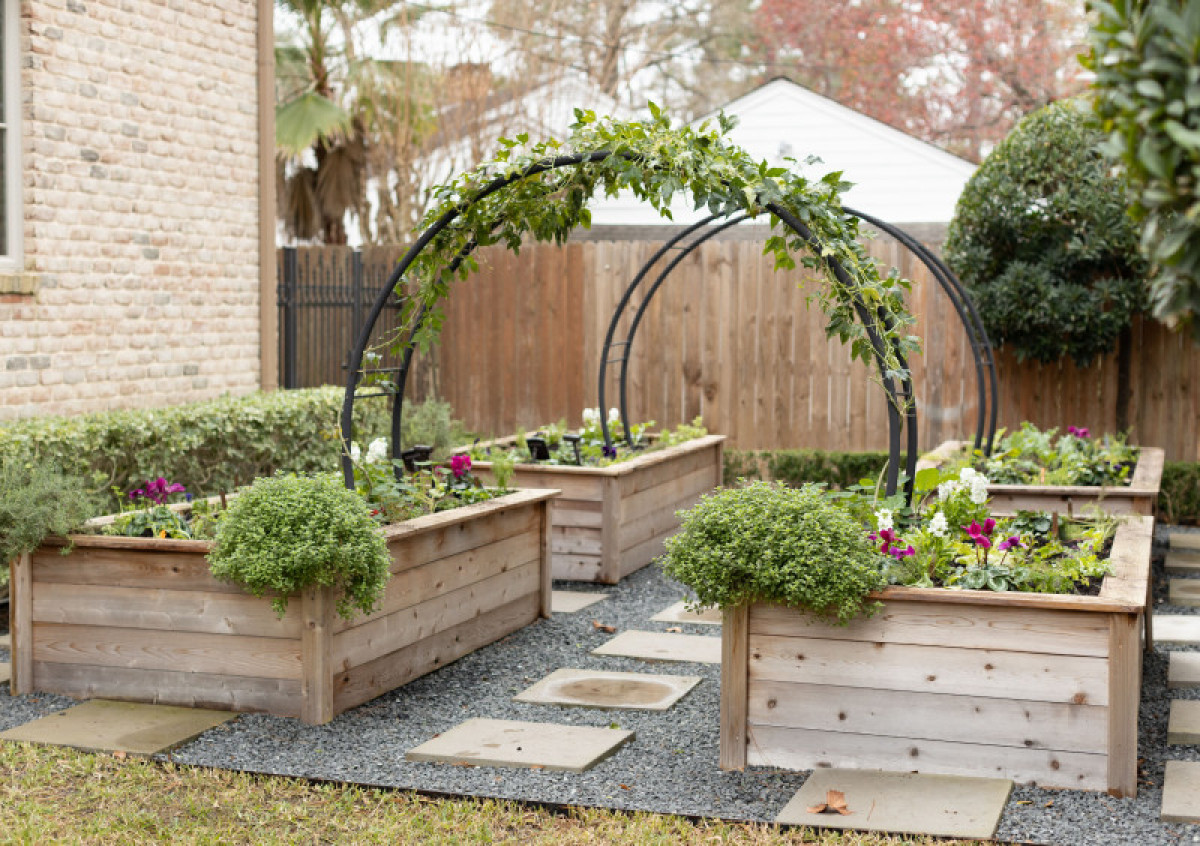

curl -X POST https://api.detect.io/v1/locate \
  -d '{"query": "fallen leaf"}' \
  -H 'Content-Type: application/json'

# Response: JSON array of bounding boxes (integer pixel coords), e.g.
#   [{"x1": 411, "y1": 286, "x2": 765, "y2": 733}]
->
[
  {"x1": 807, "y1": 789, "x2": 852, "y2": 816},
  {"x1": 619, "y1": 784, "x2": 631, "y2": 790},
  {"x1": 1044, "y1": 801, "x2": 1054, "y2": 808},
  {"x1": 592, "y1": 620, "x2": 617, "y2": 633},
  {"x1": 112, "y1": 751, "x2": 127, "y2": 760},
  {"x1": 666, "y1": 626, "x2": 682, "y2": 633}
]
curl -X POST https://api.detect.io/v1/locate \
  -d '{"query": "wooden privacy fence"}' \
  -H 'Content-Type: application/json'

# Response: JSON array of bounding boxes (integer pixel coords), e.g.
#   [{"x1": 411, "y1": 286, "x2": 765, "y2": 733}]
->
[{"x1": 280, "y1": 233, "x2": 1200, "y2": 461}]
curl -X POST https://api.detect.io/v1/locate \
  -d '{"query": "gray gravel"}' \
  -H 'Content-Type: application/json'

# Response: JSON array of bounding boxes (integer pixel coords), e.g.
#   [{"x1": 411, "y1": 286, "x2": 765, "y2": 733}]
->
[{"x1": 3, "y1": 526, "x2": 1200, "y2": 844}]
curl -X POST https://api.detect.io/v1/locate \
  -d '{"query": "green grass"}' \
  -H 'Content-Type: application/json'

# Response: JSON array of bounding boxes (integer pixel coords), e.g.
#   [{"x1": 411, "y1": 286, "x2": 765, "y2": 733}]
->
[{"x1": 0, "y1": 742, "x2": 982, "y2": 844}]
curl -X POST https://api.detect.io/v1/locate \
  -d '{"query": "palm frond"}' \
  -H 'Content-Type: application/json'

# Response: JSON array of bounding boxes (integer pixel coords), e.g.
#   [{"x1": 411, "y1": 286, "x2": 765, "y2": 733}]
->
[{"x1": 276, "y1": 91, "x2": 352, "y2": 157}]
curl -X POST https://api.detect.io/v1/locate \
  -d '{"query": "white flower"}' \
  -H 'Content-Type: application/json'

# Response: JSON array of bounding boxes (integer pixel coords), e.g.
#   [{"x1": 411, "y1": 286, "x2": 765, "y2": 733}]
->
[
  {"x1": 875, "y1": 508, "x2": 894, "y2": 532},
  {"x1": 958, "y1": 467, "x2": 978, "y2": 482},
  {"x1": 366, "y1": 438, "x2": 389, "y2": 464},
  {"x1": 350, "y1": 442, "x2": 362, "y2": 462},
  {"x1": 608, "y1": 407, "x2": 621, "y2": 423},
  {"x1": 582, "y1": 407, "x2": 600, "y2": 426},
  {"x1": 937, "y1": 480, "x2": 959, "y2": 501},
  {"x1": 969, "y1": 474, "x2": 989, "y2": 505},
  {"x1": 928, "y1": 511, "x2": 949, "y2": 538}
]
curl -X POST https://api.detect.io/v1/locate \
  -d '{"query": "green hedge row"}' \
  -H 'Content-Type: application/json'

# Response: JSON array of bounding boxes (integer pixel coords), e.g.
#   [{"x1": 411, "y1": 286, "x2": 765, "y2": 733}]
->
[
  {"x1": 0, "y1": 387, "x2": 391, "y2": 505},
  {"x1": 725, "y1": 449, "x2": 1200, "y2": 525}
]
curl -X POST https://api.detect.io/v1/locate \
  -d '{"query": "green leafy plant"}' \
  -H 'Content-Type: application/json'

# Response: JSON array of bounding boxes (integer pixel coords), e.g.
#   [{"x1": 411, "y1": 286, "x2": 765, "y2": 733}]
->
[
  {"x1": 349, "y1": 444, "x2": 503, "y2": 524},
  {"x1": 944, "y1": 423, "x2": 1138, "y2": 487},
  {"x1": 208, "y1": 473, "x2": 391, "y2": 620},
  {"x1": 661, "y1": 481, "x2": 887, "y2": 624},
  {"x1": 0, "y1": 459, "x2": 99, "y2": 584},
  {"x1": 1084, "y1": 0, "x2": 1200, "y2": 337},
  {"x1": 944, "y1": 99, "x2": 1148, "y2": 428},
  {"x1": 473, "y1": 411, "x2": 705, "y2": 468}
]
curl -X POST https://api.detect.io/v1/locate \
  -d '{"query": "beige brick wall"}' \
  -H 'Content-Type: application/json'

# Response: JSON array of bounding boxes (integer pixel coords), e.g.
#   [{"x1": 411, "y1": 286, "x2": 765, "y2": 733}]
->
[{"x1": 0, "y1": 0, "x2": 262, "y2": 419}]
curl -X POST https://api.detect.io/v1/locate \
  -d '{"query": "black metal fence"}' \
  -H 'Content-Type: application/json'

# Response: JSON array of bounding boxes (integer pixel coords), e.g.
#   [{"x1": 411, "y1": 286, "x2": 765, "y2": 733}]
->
[{"x1": 276, "y1": 246, "x2": 408, "y2": 389}]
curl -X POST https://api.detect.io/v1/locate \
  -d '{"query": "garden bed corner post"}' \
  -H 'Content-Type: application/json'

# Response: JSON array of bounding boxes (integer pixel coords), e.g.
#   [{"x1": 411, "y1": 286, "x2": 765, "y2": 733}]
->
[
  {"x1": 10, "y1": 552, "x2": 31, "y2": 696},
  {"x1": 720, "y1": 602, "x2": 750, "y2": 771},
  {"x1": 301, "y1": 587, "x2": 335, "y2": 725},
  {"x1": 1107, "y1": 610, "x2": 1141, "y2": 798}
]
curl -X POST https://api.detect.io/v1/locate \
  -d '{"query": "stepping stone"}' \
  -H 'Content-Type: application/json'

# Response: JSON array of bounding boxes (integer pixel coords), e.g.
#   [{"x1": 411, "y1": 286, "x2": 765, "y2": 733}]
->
[
  {"x1": 515, "y1": 668, "x2": 701, "y2": 711},
  {"x1": 1169, "y1": 652, "x2": 1200, "y2": 689},
  {"x1": 1162, "y1": 761, "x2": 1200, "y2": 823},
  {"x1": 1169, "y1": 700, "x2": 1200, "y2": 745},
  {"x1": 0, "y1": 663, "x2": 8, "y2": 685},
  {"x1": 591, "y1": 630, "x2": 721, "y2": 664},
  {"x1": 650, "y1": 601, "x2": 722, "y2": 626},
  {"x1": 0, "y1": 700, "x2": 234, "y2": 755},
  {"x1": 1166, "y1": 553, "x2": 1200, "y2": 576},
  {"x1": 1154, "y1": 615, "x2": 1200, "y2": 645},
  {"x1": 1170, "y1": 580, "x2": 1200, "y2": 607},
  {"x1": 1171, "y1": 533, "x2": 1200, "y2": 552},
  {"x1": 776, "y1": 768, "x2": 1012, "y2": 840},
  {"x1": 550, "y1": 590, "x2": 609, "y2": 613},
  {"x1": 405, "y1": 717, "x2": 633, "y2": 773}
]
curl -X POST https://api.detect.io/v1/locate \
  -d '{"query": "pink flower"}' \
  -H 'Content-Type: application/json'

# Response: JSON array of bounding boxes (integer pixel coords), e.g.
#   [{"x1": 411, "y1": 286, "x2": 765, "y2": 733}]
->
[
  {"x1": 963, "y1": 520, "x2": 993, "y2": 549},
  {"x1": 130, "y1": 477, "x2": 186, "y2": 505},
  {"x1": 450, "y1": 453, "x2": 472, "y2": 478},
  {"x1": 1067, "y1": 425, "x2": 1090, "y2": 438},
  {"x1": 998, "y1": 535, "x2": 1023, "y2": 552}
]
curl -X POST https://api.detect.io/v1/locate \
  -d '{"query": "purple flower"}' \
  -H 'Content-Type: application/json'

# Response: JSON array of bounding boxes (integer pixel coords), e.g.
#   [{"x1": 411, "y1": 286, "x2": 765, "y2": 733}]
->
[
  {"x1": 602, "y1": 445, "x2": 618, "y2": 459},
  {"x1": 130, "y1": 477, "x2": 186, "y2": 505},
  {"x1": 1067, "y1": 425, "x2": 1090, "y2": 438},
  {"x1": 998, "y1": 535, "x2": 1023, "y2": 552},
  {"x1": 450, "y1": 453, "x2": 472, "y2": 479},
  {"x1": 963, "y1": 520, "x2": 993, "y2": 549},
  {"x1": 891, "y1": 544, "x2": 916, "y2": 560}
]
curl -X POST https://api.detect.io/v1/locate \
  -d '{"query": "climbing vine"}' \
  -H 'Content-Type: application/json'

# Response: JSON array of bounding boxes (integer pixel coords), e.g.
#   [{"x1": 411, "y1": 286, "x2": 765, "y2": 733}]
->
[{"x1": 394, "y1": 106, "x2": 920, "y2": 386}]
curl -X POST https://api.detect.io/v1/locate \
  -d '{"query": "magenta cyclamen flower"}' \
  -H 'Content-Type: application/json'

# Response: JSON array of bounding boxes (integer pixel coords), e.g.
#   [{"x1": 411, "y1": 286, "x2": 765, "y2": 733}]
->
[
  {"x1": 873, "y1": 528, "x2": 913, "y2": 559},
  {"x1": 963, "y1": 519, "x2": 995, "y2": 549},
  {"x1": 129, "y1": 477, "x2": 185, "y2": 505},
  {"x1": 450, "y1": 453, "x2": 472, "y2": 478},
  {"x1": 998, "y1": 535, "x2": 1023, "y2": 552},
  {"x1": 1067, "y1": 425, "x2": 1090, "y2": 438}
]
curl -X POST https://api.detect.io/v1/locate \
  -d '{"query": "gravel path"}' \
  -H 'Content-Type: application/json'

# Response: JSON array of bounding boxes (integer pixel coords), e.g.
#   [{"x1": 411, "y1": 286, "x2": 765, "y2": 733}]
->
[{"x1": 2, "y1": 526, "x2": 1200, "y2": 844}]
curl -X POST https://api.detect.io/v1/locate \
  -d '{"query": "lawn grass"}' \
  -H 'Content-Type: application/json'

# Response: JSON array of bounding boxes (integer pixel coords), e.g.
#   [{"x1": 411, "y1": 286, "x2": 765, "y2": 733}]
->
[{"x1": 0, "y1": 742, "x2": 982, "y2": 844}]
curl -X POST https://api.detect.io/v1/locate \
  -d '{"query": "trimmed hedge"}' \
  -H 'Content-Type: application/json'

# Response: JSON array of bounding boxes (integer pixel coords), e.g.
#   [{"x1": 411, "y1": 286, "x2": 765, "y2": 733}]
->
[
  {"x1": 726, "y1": 449, "x2": 1200, "y2": 525},
  {"x1": 0, "y1": 387, "x2": 391, "y2": 505}
]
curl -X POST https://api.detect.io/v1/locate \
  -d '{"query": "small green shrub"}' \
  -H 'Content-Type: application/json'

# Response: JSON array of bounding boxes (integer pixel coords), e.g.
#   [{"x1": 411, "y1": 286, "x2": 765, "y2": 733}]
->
[
  {"x1": 399, "y1": 399, "x2": 473, "y2": 457},
  {"x1": 0, "y1": 459, "x2": 99, "y2": 582},
  {"x1": 1161, "y1": 462, "x2": 1200, "y2": 526},
  {"x1": 0, "y1": 387, "x2": 390, "y2": 506},
  {"x1": 208, "y1": 473, "x2": 391, "y2": 619},
  {"x1": 661, "y1": 481, "x2": 886, "y2": 624},
  {"x1": 723, "y1": 449, "x2": 893, "y2": 489}
]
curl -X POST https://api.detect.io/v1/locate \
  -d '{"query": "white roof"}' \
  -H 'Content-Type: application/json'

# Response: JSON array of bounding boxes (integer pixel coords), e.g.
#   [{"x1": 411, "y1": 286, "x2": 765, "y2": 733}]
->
[{"x1": 586, "y1": 78, "x2": 976, "y2": 226}]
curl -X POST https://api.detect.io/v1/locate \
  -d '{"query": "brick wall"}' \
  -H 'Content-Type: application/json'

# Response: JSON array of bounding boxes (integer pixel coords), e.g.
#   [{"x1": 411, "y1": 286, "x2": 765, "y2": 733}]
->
[{"x1": 0, "y1": 0, "x2": 262, "y2": 418}]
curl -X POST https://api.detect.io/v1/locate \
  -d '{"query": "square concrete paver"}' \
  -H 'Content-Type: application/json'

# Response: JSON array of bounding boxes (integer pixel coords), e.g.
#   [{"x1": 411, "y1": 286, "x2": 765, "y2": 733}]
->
[
  {"x1": 1170, "y1": 652, "x2": 1200, "y2": 689},
  {"x1": 776, "y1": 769, "x2": 1012, "y2": 840},
  {"x1": 1162, "y1": 761, "x2": 1200, "y2": 823},
  {"x1": 1169, "y1": 700, "x2": 1200, "y2": 745},
  {"x1": 0, "y1": 663, "x2": 8, "y2": 686},
  {"x1": 1170, "y1": 580, "x2": 1200, "y2": 607},
  {"x1": 551, "y1": 590, "x2": 609, "y2": 613},
  {"x1": 0, "y1": 700, "x2": 234, "y2": 755},
  {"x1": 1166, "y1": 553, "x2": 1200, "y2": 576},
  {"x1": 592, "y1": 630, "x2": 721, "y2": 664},
  {"x1": 1171, "y1": 533, "x2": 1200, "y2": 552},
  {"x1": 1152, "y1": 615, "x2": 1200, "y2": 645},
  {"x1": 406, "y1": 718, "x2": 634, "y2": 772},
  {"x1": 650, "y1": 601, "x2": 722, "y2": 626},
  {"x1": 515, "y1": 668, "x2": 702, "y2": 711}
]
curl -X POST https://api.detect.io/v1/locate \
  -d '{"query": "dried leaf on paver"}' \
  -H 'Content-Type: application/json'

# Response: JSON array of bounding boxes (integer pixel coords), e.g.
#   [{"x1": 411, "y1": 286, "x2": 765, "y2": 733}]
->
[
  {"x1": 592, "y1": 620, "x2": 617, "y2": 633},
  {"x1": 806, "y1": 789, "x2": 852, "y2": 815}
]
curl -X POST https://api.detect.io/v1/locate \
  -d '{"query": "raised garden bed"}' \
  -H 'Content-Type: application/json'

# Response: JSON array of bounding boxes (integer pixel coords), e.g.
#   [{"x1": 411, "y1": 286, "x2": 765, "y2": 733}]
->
[
  {"x1": 919, "y1": 440, "x2": 1164, "y2": 516},
  {"x1": 719, "y1": 514, "x2": 1153, "y2": 796},
  {"x1": 468, "y1": 434, "x2": 724, "y2": 584},
  {"x1": 9, "y1": 489, "x2": 557, "y2": 725}
]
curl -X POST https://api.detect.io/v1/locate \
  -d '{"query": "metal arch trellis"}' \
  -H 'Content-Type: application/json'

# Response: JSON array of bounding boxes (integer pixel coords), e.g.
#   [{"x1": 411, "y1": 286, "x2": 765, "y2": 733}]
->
[
  {"x1": 595, "y1": 209, "x2": 1001, "y2": 497},
  {"x1": 338, "y1": 150, "x2": 918, "y2": 502}
]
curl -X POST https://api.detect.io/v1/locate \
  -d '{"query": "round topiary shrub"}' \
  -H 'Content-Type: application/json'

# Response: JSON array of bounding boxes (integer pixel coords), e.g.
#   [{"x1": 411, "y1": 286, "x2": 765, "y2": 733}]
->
[
  {"x1": 209, "y1": 472, "x2": 391, "y2": 620},
  {"x1": 661, "y1": 481, "x2": 886, "y2": 625},
  {"x1": 944, "y1": 99, "x2": 1147, "y2": 371}
]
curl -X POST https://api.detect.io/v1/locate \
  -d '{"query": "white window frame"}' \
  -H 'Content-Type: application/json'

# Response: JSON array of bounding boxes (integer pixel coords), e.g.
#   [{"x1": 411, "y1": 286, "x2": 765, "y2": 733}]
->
[{"x1": 0, "y1": 0, "x2": 22, "y2": 273}]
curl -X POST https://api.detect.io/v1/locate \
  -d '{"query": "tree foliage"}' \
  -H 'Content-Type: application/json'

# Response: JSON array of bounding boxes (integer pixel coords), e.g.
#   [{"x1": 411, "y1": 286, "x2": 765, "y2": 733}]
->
[
  {"x1": 755, "y1": 0, "x2": 1088, "y2": 161},
  {"x1": 398, "y1": 109, "x2": 919, "y2": 391},
  {"x1": 1084, "y1": 0, "x2": 1200, "y2": 339},
  {"x1": 944, "y1": 100, "x2": 1148, "y2": 366}
]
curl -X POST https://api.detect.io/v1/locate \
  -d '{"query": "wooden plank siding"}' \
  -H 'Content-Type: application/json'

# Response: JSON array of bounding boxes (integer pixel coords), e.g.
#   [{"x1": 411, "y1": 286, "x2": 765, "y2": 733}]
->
[{"x1": 294, "y1": 234, "x2": 1196, "y2": 460}]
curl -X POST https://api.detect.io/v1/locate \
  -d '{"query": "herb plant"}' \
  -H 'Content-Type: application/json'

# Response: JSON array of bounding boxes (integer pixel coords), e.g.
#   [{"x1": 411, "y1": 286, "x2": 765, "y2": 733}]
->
[
  {"x1": 661, "y1": 481, "x2": 887, "y2": 625},
  {"x1": 0, "y1": 459, "x2": 99, "y2": 583},
  {"x1": 208, "y1": 473, "x2": 391, "y2": 620}
]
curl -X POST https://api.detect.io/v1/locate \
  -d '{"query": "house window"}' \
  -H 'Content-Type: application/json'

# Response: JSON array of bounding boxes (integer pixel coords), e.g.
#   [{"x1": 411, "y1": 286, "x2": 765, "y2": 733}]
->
[{"x1": 0, "y1": 0, "x2": 20, "y2": 272}]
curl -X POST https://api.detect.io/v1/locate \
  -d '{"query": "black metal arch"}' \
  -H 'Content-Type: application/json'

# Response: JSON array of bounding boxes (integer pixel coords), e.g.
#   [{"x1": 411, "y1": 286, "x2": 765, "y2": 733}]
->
[
  {"x1": 596, "y1": 209, "x2": 1000, "y2": 497},
  {"x1": 339, "y1": 150, "x2": 917, "y2": 501}
]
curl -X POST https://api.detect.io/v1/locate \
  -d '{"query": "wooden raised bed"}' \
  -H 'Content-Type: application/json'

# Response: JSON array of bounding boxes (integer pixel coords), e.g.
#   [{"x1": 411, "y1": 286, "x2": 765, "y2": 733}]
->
[
  {"x1": 467, "y1": 434, "x2": 725, "y2": 583},
  {"x1": 720, "y1": 515, "x2": 1153, "y2": 797},
  {"x1": 919, "y1": 440, "x2": 1164, "y2": 516},
  {"x1": 9, "y1": 489, "x2": 557, "y2": 725}
]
